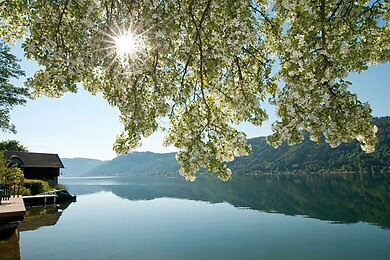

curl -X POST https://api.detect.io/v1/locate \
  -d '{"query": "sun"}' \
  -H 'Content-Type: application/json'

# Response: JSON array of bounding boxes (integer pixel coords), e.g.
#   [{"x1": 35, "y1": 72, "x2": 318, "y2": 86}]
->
[
  {"x1": 113, "y1": 31, "x2": 137, "y2": 57},
  {"x1": 104, "y1": 25, "x2": 148, "y2": 69}
]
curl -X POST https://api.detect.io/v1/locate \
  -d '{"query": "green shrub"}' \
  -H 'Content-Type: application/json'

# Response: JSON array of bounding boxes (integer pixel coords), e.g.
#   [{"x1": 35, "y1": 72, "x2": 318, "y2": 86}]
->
[
  {"x1": 52, "y1": 184, "x2": 66, "y2": 190},
  {"x1": 19, "y1": 186, "x2": 31, "y2": 196},
  {"x1": 23, "y1": 179, "x2": 51, "y2": 195}
]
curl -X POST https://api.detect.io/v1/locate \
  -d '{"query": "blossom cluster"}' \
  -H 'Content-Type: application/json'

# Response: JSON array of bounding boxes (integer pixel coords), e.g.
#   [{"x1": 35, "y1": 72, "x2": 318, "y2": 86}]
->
[
  {"x1": 266, "y1": 0, "x2": 386, "y2": 153},
  {"x1": 0, "y1": 0, "x2": 388, "y2": 180}
]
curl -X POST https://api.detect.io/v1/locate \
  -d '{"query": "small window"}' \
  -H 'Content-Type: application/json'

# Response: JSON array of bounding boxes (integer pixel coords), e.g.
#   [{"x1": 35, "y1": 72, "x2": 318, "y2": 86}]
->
[{"x1": 9, "y1": 156, "x2": 24, "y2": 167}]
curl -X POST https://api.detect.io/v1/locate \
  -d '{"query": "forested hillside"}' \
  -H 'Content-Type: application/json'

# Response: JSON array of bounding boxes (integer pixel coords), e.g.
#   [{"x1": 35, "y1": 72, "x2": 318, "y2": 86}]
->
[
  {"x1": 76, "y1": 117, "x2": 389, "y2": 177},
  {"x1": 229, "y1": 117, "x2": 390, "y2": 174}
]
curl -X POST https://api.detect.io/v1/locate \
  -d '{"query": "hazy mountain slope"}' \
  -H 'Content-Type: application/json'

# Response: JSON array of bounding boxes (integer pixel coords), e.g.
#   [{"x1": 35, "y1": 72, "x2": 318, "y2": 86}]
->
[
  {"x1": 80, "y1": 116, "x2": 390, "y2": 176},
  {"x1": 61, "y1": 158, "x2": 106, "y2": 177},
  {"x1": 84, "y1": 152, "x2": 179, "y2": 176}
]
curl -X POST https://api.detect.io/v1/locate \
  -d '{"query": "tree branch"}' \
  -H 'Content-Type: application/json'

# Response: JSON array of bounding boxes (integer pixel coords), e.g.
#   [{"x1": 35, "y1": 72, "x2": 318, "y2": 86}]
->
[
  {"x1": 249, "y1": 3, "x2": 279, "y2": 37},
  {"x1": 328, "y1": 0, "x2": 344, "y2": 21},
  {"x1": 242, "y1": 46, "x2": 263, "y2": 63},
  {"x1": 234, "y1": 55, "x2": 243, "y2": 82},
  {"x1": 55, "y1": 0, "x2": 70, "y2": 46},
  {"x1": 189, "y1": 0, "x2": 212, "y2": 113}
]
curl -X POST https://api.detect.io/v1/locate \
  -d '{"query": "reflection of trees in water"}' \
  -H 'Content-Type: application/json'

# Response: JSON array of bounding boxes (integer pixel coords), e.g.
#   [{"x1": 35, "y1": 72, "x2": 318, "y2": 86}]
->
[
  {"x1": 0, "y1": 202, "x2": 73, "y2": 260},
  {"x1": 69, "y1": 173, "x2": 390, "y2": 228},
  {"x1": 228, "y1": 173, "x2": 390, "y2": 228},
  {"x1": 18, "y1": 202, "x2": 73, "y2": 232},
  {"x1": 0, "y1": 230, "x2": 20, "y2": 260}
]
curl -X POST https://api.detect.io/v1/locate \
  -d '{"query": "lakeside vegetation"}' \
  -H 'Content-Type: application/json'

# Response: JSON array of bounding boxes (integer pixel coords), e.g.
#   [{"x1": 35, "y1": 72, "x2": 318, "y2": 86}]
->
[
  {"x1": 21, "y1": 179, "x2": 51, "y2": 196},
  {"x1": 0, "y1": 144, "x2": 59, "y2": 196}
]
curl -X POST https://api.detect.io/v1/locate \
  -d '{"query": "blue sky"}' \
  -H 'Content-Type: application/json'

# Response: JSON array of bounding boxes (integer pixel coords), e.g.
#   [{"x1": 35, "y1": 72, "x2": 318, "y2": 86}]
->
[{"x1": 1, "y1": 42, "x2": 389, "y2": 160}]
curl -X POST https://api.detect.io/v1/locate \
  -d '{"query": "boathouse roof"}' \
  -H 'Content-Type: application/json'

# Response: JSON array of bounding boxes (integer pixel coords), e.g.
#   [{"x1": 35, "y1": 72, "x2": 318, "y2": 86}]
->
[{"x1": 4, "y1": 151, "x2": 64, "y2": 169}]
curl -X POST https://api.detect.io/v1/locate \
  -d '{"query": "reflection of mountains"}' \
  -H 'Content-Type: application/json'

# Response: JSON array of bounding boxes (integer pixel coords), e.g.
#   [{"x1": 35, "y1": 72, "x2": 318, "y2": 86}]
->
[
  {"x1": 18, "y1": 202, "x2": 73, "y2": 232},
  {"x1": 70, "y1": 173, "x2": 390, "y2": 228}
]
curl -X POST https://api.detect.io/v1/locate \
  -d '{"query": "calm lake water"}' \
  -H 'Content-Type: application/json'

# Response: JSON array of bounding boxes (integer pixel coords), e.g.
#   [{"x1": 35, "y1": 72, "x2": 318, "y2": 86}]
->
[{"x1": 3, "y1": 173, "x2": 390, "y2": 259}]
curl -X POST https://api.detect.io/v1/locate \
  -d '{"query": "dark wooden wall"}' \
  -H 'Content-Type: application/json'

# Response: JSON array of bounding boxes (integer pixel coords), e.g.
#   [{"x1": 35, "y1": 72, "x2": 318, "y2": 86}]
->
[{"x1": 22, "y1": 167, "x2": 59, "y2": 186}]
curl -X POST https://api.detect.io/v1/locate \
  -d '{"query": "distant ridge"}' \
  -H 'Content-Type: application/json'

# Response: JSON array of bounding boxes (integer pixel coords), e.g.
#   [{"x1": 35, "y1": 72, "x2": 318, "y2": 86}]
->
[
  {"x1": 84, "y1": 151, "x2": 179, "y2": 176},
  {"x1": 228, "y1": 116, "x2": 390, "y2": 174},
  {"x1": 62, "y1": 116, "x2": 390, "y2": 177},
  {"x1": 61, "y1": 158, "x2": 106, "y2": 177}
]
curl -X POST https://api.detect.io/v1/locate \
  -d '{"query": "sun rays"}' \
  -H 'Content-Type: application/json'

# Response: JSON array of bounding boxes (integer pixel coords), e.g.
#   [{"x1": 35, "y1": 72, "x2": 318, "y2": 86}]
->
[{"x1": 101, "y1": 23, "x2": 149, "y2": 70}]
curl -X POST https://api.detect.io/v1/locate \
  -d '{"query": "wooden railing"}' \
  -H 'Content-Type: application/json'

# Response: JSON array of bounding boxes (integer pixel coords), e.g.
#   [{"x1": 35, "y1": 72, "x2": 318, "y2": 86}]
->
[{"x1": 0, "y1": 183, "x2": 22, "y2": 203}]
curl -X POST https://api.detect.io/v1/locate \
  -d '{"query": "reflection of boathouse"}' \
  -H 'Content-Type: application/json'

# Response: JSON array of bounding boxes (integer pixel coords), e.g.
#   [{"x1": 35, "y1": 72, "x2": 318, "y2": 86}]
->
[
  {"x1": 4, "y1": 151, "x2": 64, "y2": 186},
  {"x1": 18, "y1": 202, "x2": 72, "y2": 232}
]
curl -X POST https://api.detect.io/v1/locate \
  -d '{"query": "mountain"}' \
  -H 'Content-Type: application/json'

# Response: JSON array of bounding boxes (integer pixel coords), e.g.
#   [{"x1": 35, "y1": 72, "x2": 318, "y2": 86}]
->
[
  {"x1": 69, "y1": 116, "x2": 390, "y2": 177},
  {"x1": 61, "y1": 158, "x2": 106, "y2": 177},
  {"x1": 228, "y1": 116, "x2": 390, "y2": 174},
  {"x1": 84, "y1": 152, "x2": 179, "y2": 176}
]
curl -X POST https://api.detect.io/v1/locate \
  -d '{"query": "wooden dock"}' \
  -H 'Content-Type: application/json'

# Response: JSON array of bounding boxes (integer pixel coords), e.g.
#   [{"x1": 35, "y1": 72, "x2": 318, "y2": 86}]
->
[
  {"x1": 1, "y1": 192, "x2": 75, "y2": 238},
  {"x1": 23, "y1": 194, "x2": 57, "y2": 206},
  {"x1": 0, "y1": 197, "x2": 26, "y2": 238},
  {"x1": 0, "y1": 197, "x2": 26, "y2": 219}
]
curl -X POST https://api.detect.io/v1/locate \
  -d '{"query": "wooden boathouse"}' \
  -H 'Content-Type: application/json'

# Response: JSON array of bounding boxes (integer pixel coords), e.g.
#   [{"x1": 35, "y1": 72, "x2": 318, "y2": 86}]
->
[{"x1": 4, "y1": 151, "x2": 64, "y2": 186}]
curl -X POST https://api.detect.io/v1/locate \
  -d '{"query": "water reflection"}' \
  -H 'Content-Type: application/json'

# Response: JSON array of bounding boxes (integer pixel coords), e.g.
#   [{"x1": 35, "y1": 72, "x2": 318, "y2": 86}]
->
[
  {"x1": 18, "y1": 202, "x2": 73, "y2": 232},
  {"x1": 0, "y1": 202, "x2": 73, "y2": 260},
  {"x1": 61, "y1": 172, "x2": 390, "y2": 228},
  {"x1": 0, "y1": 231, "x2": 20, "y2": 260}
]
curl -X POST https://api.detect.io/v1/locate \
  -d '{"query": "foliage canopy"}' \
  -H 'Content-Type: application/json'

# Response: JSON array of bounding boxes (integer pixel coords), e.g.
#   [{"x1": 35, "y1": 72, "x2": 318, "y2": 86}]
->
[
  {"x1": 0, "y1": 39, "x2": 28, "y2": 133},
  {"x1": 0, "y1": 0, "x2": 389, "y2": 180},
  {"x1": 0, "y1": 151, "x2": 24, "y2": 187},
  {"x1": 0, "y1": 139, "x2": 28, "y2": 152}
]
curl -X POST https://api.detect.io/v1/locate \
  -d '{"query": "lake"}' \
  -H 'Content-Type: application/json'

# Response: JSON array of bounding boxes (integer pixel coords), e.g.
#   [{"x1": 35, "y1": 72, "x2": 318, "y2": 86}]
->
[{"x1": 2, "y1": 173, "x2": 390, "y2": 259}]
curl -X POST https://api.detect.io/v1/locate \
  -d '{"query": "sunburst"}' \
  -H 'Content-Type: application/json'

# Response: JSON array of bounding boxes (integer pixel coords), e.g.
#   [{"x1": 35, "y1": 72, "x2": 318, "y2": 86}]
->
[
  {"x1": 103, "y1": 23, "x2": 149, "y2": 69},
  {"x1": 114, "y1": 31, "x2": 137, "y2": 57}
]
